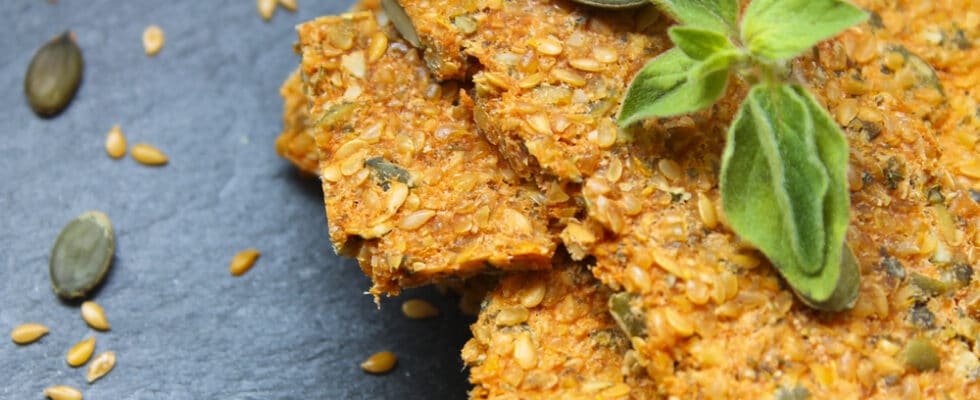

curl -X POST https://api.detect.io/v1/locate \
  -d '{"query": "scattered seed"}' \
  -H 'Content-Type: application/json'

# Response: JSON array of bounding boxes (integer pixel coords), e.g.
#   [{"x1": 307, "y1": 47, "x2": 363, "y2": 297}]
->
[
  {"x1": 401, "y1": 299, "x2": 439, "y2": 319},
  {"x1": 86, "y1": 351, "x2": 116, "y2": 383},
  {"x1": 66, "y1": 337, "x2": 96, "y2": 367},
  {"x1": 50, "y1": 211, "x2": 114, "y2": 300},
  {"x1": 360, "y1": 351, "x2": 397, "y2": 374},
  {"x1": 278, "y1": 0, "x2": 297, "y2": 12},
  {"x1": 105, "y1": 124, "x2": 127, "y2": 159},
  {"x1": 229, "y1": 249, "x2": 261, "y2": 276},
  {"x1": 142, "y1": 25, "x2": 164, "y2": 56},
  {"x1": 25, "y1": 31, "x2": 83, "y2": 117},
  {"x1": 81, "y1": 301, "x2": 110, "y2": 331},
  {"x1": 43, "y1": 385, "x2": 82, "y2": 400},
  {"x1": 10, "y1": 323, "x2": 49, "y2": 344},
  {"x1": 130, "y1": 143, "x2": 168, "y2": 166},
  {"x1": 257, "y1": 0, "x2": 276, "y2": 21}
]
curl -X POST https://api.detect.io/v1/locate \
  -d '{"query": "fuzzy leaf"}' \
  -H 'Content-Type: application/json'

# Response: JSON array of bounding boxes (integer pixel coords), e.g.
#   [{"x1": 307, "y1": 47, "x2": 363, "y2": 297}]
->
[
  {"x1": 721, "y1": 84, "x2": 854, "y2": 306},
  {"x1": 669, "y1": 26, "x2": 736, "y2": 60},
  {"x1": 651, "y1": 0, "x2": 739, "y2": 35},
  {"x1": 741, "y1": 0, "x2": 868, "y2": 61},
  {"x1": 618, "y1": 48, "x2": 729, "y2": 125}
]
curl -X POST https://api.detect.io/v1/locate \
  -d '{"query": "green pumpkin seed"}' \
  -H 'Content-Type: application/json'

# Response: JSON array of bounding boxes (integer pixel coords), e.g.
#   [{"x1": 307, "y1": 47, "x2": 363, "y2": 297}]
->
[
  {"x1": 904, "y1": 338, "x2": 940, "y2": 371},
  {"x1": 570, "y1": 0, "x2": 648, "y2": 9},
  {"x1": 25, "y1": 31, "x2": 83, "y2": 118},
  {"x1": 910, "y1": 272, "x2": 950, "y2": 297},
  {"x1": 608, "y1": 292, "x2": 646, "y2": 338},
  {"x1": 380, "y1": 0, "x2": 420, "y2": 47},
  {"x1": 365, "y1": 157, "x2": 411, "y2": 190},
  {"x1": 50, "y1": 211, "x2": 114, "y2": 300}
]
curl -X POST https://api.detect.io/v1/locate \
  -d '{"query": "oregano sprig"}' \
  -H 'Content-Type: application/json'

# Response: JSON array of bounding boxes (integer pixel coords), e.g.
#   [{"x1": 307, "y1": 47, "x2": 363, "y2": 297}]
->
[{"x1": 618, "y1": 0, "x2": 867, "y2": 311}]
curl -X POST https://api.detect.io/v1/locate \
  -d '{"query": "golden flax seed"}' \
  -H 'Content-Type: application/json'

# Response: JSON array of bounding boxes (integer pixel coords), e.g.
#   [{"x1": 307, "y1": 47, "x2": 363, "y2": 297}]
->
[
  {"x1": 401, "y1": 299, "x2": 439, "y2": 319},
  {"x1": 80, "y1": 301, "x2": 110, "y2": 331},
  {"x1": 229, "y1": 249, "x2": 260, "y2": 276},
  {"x1": 10, "y1": 323, "x2": 49, "y2": 344},
  {"x1": 278, "y1": 0, "x2": 297, "y2": 12},
  {"x1": 495, "y1": 307, "x2": 529, "y2": 326},
  {"x1": 66, "y1": 337, "x2": 96, "y2": 367},
  {"x1": 142, "y1": 25, "x2": 164, "y2": 56},
  {"x1": 86, "y1": 351, "x2": 116, "y2": 383},
  {"x1": 360, "y1": 351, "x2": 397, "y2": 374},
  {"x1": 257, "y1": 0, "x2": 276, "y2": 21},
  {"x1": 105, "y1": 125, "x2": 126, "y2": 159},
  {"x1": 130, "y1": 143, "x2": 168, "y2": 166},
  {"x1": 42, "y1": 385, "x2": 82, "y2": 400}
]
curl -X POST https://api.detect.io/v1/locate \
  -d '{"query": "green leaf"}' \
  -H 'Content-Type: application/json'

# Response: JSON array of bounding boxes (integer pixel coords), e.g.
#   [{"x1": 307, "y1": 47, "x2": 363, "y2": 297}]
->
[
  {"x1": 668, "y1": 26, "x2": 735, "y2": 60},
  {"x1": 741, "y1": 0, "x2": 868, "y2": 61},
  {"x1": 793, "y1": 84, "x2": 856, "y2": 310},
  {"x1": 618, "y1": 48, "x2": 729, "y2": 125},
  {"x1": 650, "y1": 0, "x2": 739, "y2": 35},
  {"x1": 689, "y1": 49, "x2": 740, "y2": 81},
  {"x1": 720, "y1": 84, "x2": 854, "y2": 307}
]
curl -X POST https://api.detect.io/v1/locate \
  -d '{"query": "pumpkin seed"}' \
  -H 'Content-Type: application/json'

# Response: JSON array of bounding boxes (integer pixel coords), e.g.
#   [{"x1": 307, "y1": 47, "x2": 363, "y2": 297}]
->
[
  {"x1": 10, "y1": 323, "x2": 49, "y2": 344},
  {"x1": 104, "y1": 124, "x2": 127, "y2": 159},
  {"x1": 130, "y1": 143, "x2": 168, "y2": 166},
  {"x1": 86, "y1": 351, "x2": 116, "y2": 383},
  {"x1": 50, "y1": 211, "x2": 114, "y2": 300},
  {"x1": 43, "y1": 385, "x2": 82, "y2": 400},
  {"x1": 365, "y1": 157, "x2": 411, "y2": 190},
  {"x1": 910, "y1": 272, "x2": 950, "y2": 297},
  {"x1": 66, "y1": 336, "x2": 96, "y2": 367},
  {"x1": 380, "y1": 0, "x2": 420, "y2": 47},
  {"x1": 360, "y1": 351, "x2": 397, "y2": 374},
  {"x1": 229, "y1": 249, "x2": 261, "y2": 276},
  {"x1": 904, "y1": 338, "x2": 940, "y2": 371},
  {"x1": 608, "y1": 292, "x2": 646, "y2": 338},
  {"x1": 81, "y1": 301, "x2": 110, "y2": 331},
  {"x1": 25, "y1": 31, "x2": 83, "y2": 118},
  {"x1": 570, "y1": 0, "x2": 647, "y2": 9}
]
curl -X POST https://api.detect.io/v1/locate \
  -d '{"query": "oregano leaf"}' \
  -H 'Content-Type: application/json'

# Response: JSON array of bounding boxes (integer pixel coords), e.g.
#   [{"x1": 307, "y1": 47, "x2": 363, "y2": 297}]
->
[
  {"x1": 720, "y1": 84, "x2": 843, "y2": 304},
  {"x1": 650, "y1": 0, "x2": 739, "y2": 35},
  {"x1": 792, "y1": 84, "x2": 857, "y2": 310},
  {"x1": 668, "y1": 26, "x2": 736, "y2": 60},
  {"x1": 741, "y1": 0, "x2": 868, "y2": 61},
  {"x1": 618, "y1": 48, "x2": 729, "y2": 125}
]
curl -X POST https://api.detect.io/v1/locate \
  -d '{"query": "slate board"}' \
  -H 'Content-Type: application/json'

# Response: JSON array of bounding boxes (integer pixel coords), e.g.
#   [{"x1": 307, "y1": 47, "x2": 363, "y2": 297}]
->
[{"x1": 1, "y1": 1, "x2": 474, "y2": 398}]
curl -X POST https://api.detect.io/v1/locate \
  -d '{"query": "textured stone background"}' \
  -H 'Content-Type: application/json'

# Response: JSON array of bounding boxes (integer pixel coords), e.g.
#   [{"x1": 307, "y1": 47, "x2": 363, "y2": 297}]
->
[{"x1": 1, "y1": 1, "x2": 473, "y2": 398}]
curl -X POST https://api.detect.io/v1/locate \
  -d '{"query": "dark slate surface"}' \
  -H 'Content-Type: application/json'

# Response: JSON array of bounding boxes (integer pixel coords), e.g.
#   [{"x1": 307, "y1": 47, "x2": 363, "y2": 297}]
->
[{"x1": 1, "y1": 1, "x2": 474, "y2": 398}]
